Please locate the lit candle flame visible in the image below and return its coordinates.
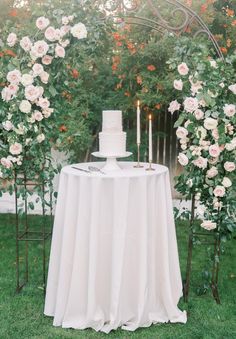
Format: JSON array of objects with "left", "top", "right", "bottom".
[
  {"left": 149, "top": 114, "right": 152, "bottom": 120},
  {"left": 137, "top": 100, "right": 140, "bottom": 107}
]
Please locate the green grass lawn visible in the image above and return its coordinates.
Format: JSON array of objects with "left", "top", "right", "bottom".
[{"left": 0, "top": 213, "right": 236, "bottom": 339}]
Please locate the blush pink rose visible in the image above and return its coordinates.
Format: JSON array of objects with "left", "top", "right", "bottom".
[
  {"left": 55, "top": 45, "right": 65, "bottom": 58},
  {"left": 193, "top": 156, "right": 208, "bottom": 169},
  {"left": 213, "top": 185, "right": 226, "bottom": 197},
  {"left": 224, "top": 161, "right": 235, "bottom": 172},
  {"left": 224, "top": 104, "right": 236, "bottom": 117},
  {"left": 33, "top": 110, "right": 43, "bottom": 121},
  {"left": 212, "top": 128, "right": 219, "bottom": 140},
  {"left": 37, "top": 97, "right": 50, "bottom": 109},
  {"left": 7, "top": 32, "right": 17, "bottom": 47},
  {"left": 7, "top": 69, "right": 21, "bottom": 84},
  {"left": 206, "top": 166, "right": 218, "bottom": 178},
  {"left": 31, "top": 40, "right": 49, "bottom": 58},
  {"left": 229, "top": 84, "right": 236, "bottom": 95},
  {"left": 177, "top": 62, "right": 189, "bottom": 76},
  {"left": 1, "top": 87, "right": 13, "bottom": 102},
  {"left": 25, "top": 85, "right": 41, "bottom": 102},
  {"left": 32, "top": 63, "right": 44, "bottom": 76},
  {"left": 36, "top": 16, "right": 50, "bottom": 30},
  {"left": 60, "top": 25, "right": 71, "bottom": 37},
  {"left": 9, "top": 142, "right": 22, "bottom": 155},
  {"left": 194, "top": 109, "right": 204, "bottom": 120},
  {"left": 40, "top": 71, "right": 49, "bottom": 84},
  {"left": 45, "top": 26, "right": 56, "bottom": 41},
  {"left": 183, "top": 97, "right": 199, "bottom": 113},
  {"left": 178, "top": 153, "right": 189, "bottom": 166},
  {"left": 209, "top": 144, "right": 220, "bottom": 158},
  {"left": 176, "top": 127, "right": 188, "bottom": 139},
  {"left": 8, "top": 83, "right": 19, "bottom": 95},
  {"left": 201, "top": 220, "right": 217, "bottom": 231},
  {"left": 42, "top": 55, "right": 53, "bottom": 65},
  {"left": 20, "top": 36, "right": 32, "bottom": 51},
  {"left": 168, "top": 100, "right": 180, "bottom": 114},
  {"left": 1, "top": 157, "right": 13, "bottom": 169},
  {"left": 173, "top": 79, "right": 183, "bottom": 91}
]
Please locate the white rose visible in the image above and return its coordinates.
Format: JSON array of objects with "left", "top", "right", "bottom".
[
  {"left": 7, "top": 32, "right": 17, "bottom": 47},
  {"left": 177, "top": 62, "right": 189, "bottom": 76},
  {"left": 2, "top": 120, "right": 13, "bottom": 131},
  {"left": 229, "top": 84, "right": 236, "bottom": 95},
  {"left": 7, "top": 69, "right": 21, "bottom": 84},
  {"left": 32, "top": 63, "right": 44, "bottom": 76},
  {"left": 21, "top": 74, "right": 34, "bottom": 87},
  {"left": 173, "top": 79, "right": 183, "bottom": 91},
  {"left": 20, "top": 36, "right": 32, "bottom": 51},
  {"left": 176, "top": 127, "right": 188, "bottom": 139},
  {"left": 193, "top": 156, "right": 208, "bottom": 169},
  {"left": 194, "top": 109, "right": 204, "bottom": 120},
  {"left": 213, "top": 185, "right": 226, "bottom": 197},
  {"left": 31, "top": 40, "right": 49, "bottom": 58},
  {"left": 42, "top": 55, "right": 53, "bottom": 65},
  {"left": 204, "top": 117, "right": 218, "bottom": 130},
  {"left": 9, "top": 142, "right": 22, "bottom": 155},
  {"left": 206, "top": 166, "right": 218, "bottom": 178},
  {"left": 36, "top": 16, "right": 50, "bottom": 30},
  {"left": 1, "top": 157, "right": 13, "bottom": 169},
  {"left": 219, "top": 82, "right": 225, "bottom": 88},
  {"left": 210, "top": 60, "right": 218, "bottom": 68},
  {"left": 55, "top": 45, "right": 65, "bottom": 58},
  {"left": 45, "top": 26, "right": 57, "bottom": 41},
  {"left": 224, "top": 161, "right": 235, "bottom": 172},
  {"left": 178, "top": 153, "right": 189, "bottom": 166},
  {"left": 25, "top": 85, "right": 41, "bottom": 102},
  {"left": 19, "top": 100, "right": 31, "bottom": 113},
  {"left": 183, "top": 97, "right": 199, "bottom": 113},
  {"left": 222, "top": 177, "right": 232, "bottom": 188},
  {"left": 224, "top": 104, "right": 235, "bottom": 117},
  {"left": 168, "top": 100, "right": 180, "bottom": 114},
  {"left": 25, "top": 138, "right": 32, "bottom": 145},
  {"left": 40, "top": 71, "right": 49, "bottom": 84},
  {"left": 71, "top": 23, "right": 87, "bottom": 39},
  {"left": 201, "top": 220, "right": 217, "bottom": 231},
  {"left": 37, "top": 133, "right": 45, "bottom": 143}
]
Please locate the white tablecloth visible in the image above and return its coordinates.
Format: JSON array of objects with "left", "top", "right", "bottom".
[{"left": 44, "top": 162, "right": 187, "bottom": 333}]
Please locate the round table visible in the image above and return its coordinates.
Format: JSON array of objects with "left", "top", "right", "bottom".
[{"left": 44, "top": 162, "right": 187, "bottom": 333}]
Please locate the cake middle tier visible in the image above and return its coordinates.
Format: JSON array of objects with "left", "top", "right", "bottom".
[{"left": 99, "top": 132, "right": 126, "bottom": 156}]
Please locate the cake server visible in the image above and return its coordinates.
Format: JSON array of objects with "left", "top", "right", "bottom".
[{"left": 88, "top": 166, "right": 106, "bottom": 175}]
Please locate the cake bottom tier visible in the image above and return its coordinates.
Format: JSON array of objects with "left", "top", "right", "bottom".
[{"left": 99, "top": 132, "right": 126, "bottom": 156}]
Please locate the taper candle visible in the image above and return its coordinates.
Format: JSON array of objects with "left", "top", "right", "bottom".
[
  {"left": 137, "top": 100, "right": 140, "bottom": 144},
  {"left": 148, "top": 114, "right": 153, "bottom": 162}
]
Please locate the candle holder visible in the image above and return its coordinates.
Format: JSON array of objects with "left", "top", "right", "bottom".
[
  {"left": 134, "top": 143, "right": 144, "bottom": 168},
  {"left": 146, "top": 161, "right": 155, "bottom": 171}
]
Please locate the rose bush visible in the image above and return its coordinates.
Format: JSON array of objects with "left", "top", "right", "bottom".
[{"left": 167, "top": 43, "right": 236, "bottom": 238}]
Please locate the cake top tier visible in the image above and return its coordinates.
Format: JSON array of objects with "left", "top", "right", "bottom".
[{"left": 102, "top": 110, "right": 123, "bottom": 133}]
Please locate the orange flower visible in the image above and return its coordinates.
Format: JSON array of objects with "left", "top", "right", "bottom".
[
  {"left": 226, "top": 8, "right": 235, "bottom": 17},
  {"left": 4, "top": 49, "right": 16, "bottom": 57},
  {"left": 220, "top": 47, "right": 228, "bottom": 54},
  {"left": 200, "top": 4, "right": 208, "bottom": 13},
  {"left": 136, "top": 75, "right": 142, "bottom": 85},
  {"left": 155, "top": 103, "right": 161, "bottom": 110},
  {"left": 113, "top": 32, "right": 122, "bottom": 41},
  {"left": 124, "top": 91, "right": 131, "bottom": 97},
  {"left": 71, "top": 69, "right": 79, "bottom": 79},
  {"left": 9, "top": 9, "right": 18, "bottom": 17},
  {"left": 232, "top": 20, "right": 236, "bottom": 26},
  {"left": 147, "top": 64, "right": 156, "bottom": 71},
  {"left": 112, "top": 64, "right": 118, "bottom": 71},
  {"left": 59, "top": 125, "right": 67, "bottom": 132},
  {"left": 227, "top": 39, "right": 232, "bottom": 48}
]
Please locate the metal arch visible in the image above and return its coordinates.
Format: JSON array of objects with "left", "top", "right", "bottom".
[{"left": 93, "top": 0, "right": 224, "bottom": 60}]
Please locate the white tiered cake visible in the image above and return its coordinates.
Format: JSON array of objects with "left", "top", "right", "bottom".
[{"left": 99, "top": 110, "right": 126, "bottom": 156}]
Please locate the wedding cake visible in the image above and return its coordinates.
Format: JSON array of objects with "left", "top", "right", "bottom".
[{"left": 99, "top": 110, "right": 126, "bottom": 156}]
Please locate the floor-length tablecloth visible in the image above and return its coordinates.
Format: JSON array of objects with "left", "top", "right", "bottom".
[{"left": 44, "top": 162, "right": 187, "bottom": 333}]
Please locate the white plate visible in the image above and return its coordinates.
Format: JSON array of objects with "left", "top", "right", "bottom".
[{"left": 92, "top": 151, "right": 132, "bottom": 159}]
